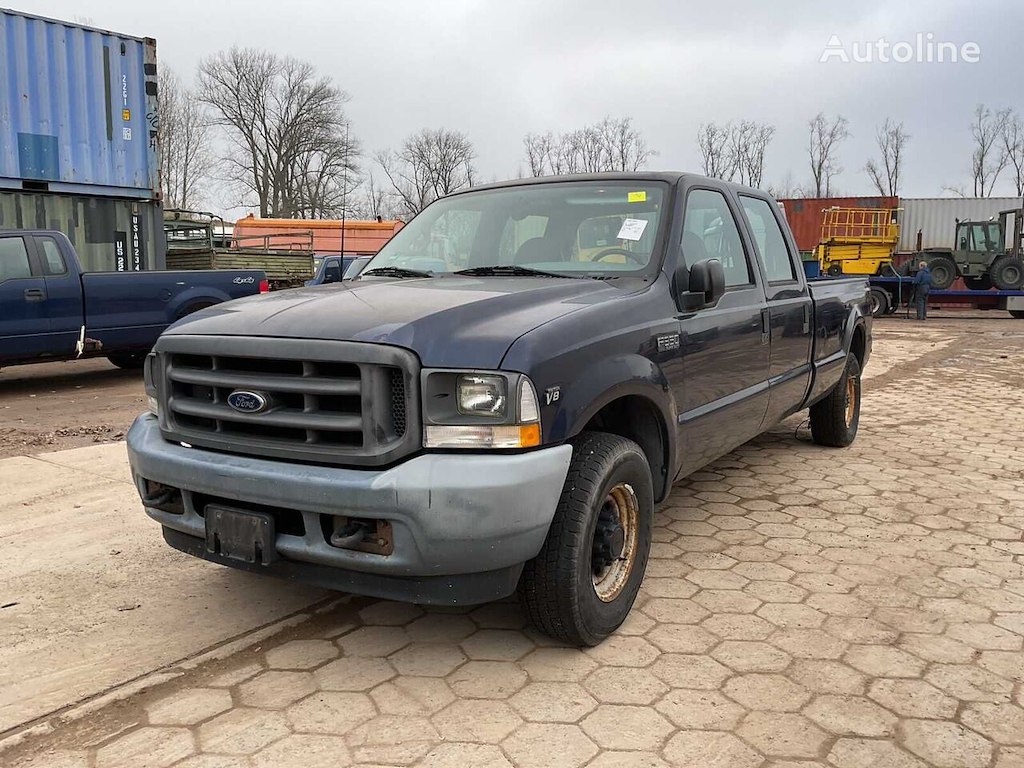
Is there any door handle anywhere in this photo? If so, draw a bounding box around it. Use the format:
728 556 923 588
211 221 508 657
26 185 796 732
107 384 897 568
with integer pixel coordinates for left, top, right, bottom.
24 288 46 302
760 308 770 345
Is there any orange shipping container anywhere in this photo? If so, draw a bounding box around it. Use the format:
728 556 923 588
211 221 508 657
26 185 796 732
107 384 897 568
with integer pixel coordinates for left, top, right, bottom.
232 216 404 255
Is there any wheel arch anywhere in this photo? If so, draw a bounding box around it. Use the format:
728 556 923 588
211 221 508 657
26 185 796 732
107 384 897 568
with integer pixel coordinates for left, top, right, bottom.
562 383 676 504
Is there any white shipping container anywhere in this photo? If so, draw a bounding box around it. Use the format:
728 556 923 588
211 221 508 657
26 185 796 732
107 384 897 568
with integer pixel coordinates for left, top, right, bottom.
898 198 1023 252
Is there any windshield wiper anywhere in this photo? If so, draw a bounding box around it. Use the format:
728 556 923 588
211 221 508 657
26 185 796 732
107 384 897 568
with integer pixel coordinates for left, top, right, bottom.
453 265 575 278
361 266 433 278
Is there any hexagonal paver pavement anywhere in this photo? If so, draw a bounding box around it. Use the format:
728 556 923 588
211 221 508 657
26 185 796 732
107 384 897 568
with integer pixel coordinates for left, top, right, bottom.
6 321 1024 768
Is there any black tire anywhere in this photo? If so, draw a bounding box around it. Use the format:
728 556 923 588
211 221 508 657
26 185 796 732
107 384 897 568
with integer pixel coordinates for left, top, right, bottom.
519 432 653 646
1010 310 1024 319
925 255 957 290
964 276 993 291
107 353 147 370
991 256 1024 291
868 287 890 317
810 353 862 448
826 263 843 277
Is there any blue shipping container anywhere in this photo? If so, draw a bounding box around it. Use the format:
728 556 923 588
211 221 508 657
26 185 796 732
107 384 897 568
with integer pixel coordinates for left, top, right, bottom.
0 9 159 199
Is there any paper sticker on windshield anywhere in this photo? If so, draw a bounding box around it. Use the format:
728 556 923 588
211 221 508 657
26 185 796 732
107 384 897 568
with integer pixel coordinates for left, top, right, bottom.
627 191 647 203
617 218 648 241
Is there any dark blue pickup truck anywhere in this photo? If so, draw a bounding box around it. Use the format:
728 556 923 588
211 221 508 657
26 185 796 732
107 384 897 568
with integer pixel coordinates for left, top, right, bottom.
0 230 267 370
129 172 872 646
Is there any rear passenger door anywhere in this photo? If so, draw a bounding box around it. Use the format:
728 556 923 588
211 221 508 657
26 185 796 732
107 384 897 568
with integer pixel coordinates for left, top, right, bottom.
675 187 770 477
738 195 813 426
0 235 51 360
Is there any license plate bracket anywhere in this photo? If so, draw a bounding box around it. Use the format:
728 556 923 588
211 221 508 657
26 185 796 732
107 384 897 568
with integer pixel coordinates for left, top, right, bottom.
205 505 277 565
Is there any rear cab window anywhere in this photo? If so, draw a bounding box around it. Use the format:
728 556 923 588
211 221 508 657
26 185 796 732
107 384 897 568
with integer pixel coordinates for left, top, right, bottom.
738 196 798 283
37 237 68 276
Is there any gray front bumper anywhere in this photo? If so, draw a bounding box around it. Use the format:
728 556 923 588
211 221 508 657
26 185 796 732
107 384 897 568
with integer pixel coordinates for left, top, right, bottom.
127 415 572 590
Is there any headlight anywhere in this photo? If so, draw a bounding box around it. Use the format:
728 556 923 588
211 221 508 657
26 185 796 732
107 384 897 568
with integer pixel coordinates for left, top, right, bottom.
423 370 541 449
457 374 506 416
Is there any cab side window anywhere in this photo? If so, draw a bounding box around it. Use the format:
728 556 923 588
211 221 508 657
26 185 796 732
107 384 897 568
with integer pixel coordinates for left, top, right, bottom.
681 189 752 287
38 237 68 275
739 196 798 282
0 237 33 282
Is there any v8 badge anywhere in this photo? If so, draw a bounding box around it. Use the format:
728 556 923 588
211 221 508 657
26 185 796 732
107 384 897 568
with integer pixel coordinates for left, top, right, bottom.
544 386 561 406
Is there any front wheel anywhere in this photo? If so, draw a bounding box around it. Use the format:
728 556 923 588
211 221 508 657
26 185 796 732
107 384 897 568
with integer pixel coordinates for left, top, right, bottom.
991 256 1024 291
809 353 862 448
519 432 653 646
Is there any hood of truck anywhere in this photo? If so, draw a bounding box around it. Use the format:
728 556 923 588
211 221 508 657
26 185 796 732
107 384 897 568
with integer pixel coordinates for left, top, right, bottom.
164 276 632 368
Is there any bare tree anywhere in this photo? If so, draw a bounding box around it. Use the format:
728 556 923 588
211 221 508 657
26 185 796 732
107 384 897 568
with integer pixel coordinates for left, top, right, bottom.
732 121 775 188
521 117 655 177
1001 111 1024 196
696 120 774 187
377 128 476 217
864 118 909 197
808 113 849 197
697 122 735 180
766 172 808 199
354 172 396 220
198 47 358 218
970 104 1011 197
159 68 214 210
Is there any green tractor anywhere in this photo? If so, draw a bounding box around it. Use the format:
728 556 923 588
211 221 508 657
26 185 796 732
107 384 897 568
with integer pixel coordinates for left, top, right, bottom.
911 207 1024 291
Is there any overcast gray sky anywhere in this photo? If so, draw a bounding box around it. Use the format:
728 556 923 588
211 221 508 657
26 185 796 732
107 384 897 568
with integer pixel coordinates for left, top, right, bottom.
20 0 1024 211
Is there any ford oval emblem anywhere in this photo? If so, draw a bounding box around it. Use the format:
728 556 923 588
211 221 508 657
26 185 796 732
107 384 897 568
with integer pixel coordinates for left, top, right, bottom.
227 390 269 414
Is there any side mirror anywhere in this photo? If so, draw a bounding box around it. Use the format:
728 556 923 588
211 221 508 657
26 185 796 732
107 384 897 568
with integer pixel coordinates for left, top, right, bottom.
687 258 726 307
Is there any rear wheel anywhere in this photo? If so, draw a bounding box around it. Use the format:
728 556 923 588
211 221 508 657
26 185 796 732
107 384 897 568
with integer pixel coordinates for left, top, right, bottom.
107 353 146 370
925 256 957 290
868 287 890 317
964 275 993 291
519 431 653 646
810 353 862 448
991 256 1024 291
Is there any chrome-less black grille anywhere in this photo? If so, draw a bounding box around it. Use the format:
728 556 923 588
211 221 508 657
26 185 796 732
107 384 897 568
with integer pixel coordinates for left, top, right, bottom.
155 336 420 467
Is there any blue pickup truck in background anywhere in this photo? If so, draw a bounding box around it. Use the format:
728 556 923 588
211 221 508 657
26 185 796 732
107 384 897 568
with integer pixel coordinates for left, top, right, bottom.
0 230 267 370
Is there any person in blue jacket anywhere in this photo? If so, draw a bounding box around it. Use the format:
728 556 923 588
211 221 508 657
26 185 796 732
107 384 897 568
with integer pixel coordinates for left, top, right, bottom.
913 261 932 320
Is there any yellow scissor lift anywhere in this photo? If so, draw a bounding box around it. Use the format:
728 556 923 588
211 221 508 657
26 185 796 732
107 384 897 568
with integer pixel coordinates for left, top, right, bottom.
816 207 901 276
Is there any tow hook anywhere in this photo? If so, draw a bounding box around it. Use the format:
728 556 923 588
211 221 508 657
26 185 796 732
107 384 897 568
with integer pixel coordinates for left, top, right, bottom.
330 519 372 548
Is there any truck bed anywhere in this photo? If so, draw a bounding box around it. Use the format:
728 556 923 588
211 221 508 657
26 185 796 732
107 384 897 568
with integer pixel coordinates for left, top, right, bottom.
166 250 313 287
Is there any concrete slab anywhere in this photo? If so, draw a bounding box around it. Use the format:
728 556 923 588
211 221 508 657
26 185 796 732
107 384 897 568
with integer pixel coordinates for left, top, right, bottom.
0 444 327 735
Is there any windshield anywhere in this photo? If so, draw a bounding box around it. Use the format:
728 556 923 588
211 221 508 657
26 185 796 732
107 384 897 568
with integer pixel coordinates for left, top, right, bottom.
362 181 667 277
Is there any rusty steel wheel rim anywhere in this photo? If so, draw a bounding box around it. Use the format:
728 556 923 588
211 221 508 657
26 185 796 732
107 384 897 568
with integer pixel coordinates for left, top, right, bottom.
591 482 639 603
845 375 858 428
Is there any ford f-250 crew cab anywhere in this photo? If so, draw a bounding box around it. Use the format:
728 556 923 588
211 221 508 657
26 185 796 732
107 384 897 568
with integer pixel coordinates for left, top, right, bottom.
0 230 267 371
128 173 871 645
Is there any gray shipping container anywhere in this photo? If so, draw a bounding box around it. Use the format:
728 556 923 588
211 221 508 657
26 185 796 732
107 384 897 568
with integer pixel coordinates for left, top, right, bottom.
898 197 1024 252
0 191 165 271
